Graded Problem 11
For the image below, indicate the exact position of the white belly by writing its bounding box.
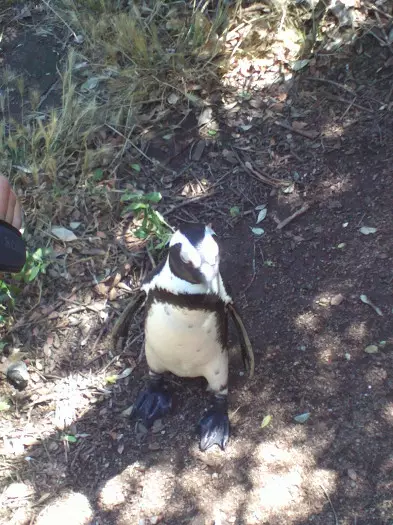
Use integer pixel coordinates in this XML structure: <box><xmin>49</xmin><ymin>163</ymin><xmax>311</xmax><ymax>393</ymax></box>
<box><xmin>145</xmin><ymin>301</ymin><xmax>225</xmax><ymax>379</ymax></box>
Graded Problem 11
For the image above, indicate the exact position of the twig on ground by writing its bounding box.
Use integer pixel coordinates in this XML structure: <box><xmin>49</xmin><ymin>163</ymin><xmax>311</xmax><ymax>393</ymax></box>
<box><xmin>61</xmin><ymin>296</ymin><xmax>104</xmax><ymax>314</ymax></box>
<box><xmin>275</xmin><ymin>120</ymin><xmax>319</xmax><ymax>140</ymax></box>
<box><xmin>8</xmin><ymin>281</ymin><xmax>96</xmax><ymax>333</ymax></box>
<box><xmin>325</xmin><ymin>94</ymin><xmax>374</xmax><ymax>113</ymax></box>
<box><xmin>305</xmin><ymin>76</ymin><xmax>355</xmax><ymax>95</ymax></box>
<box><xmin>231</xmin><ymin>148</ymin><xmax>290</xmax><ymax>187</ymax></box>
<box><xmin>365</xmin><ymin>2</ymin><xmax>393</xmax><ymax>19</ymax></box>
<box><xmin>41</xmin><ymin>0</ymin><xmax>79</xmax><ymax>40</ymax></box>
<box><xmin>89</xmin><ymin>311</ymin><xmax>116</xmax><ymax>357</ymax></box>
<box><xmin>242</xmin><ymin>242</ymin><xmax>256</xmax><ymax>293</ymax></box>
<box><xmin>320</xmin><ymin>484</ymin><xmax>339</xmax><ymax>525</ymax></box>
<box><xmin>276</xmin><ymin>204</ymin><xmax>310</xmax><ymax>230</ymax></box>
<box><xmin>162</xmin><ymin>193</ymin><xmax>215</xmax><ymax>216</ymax></box>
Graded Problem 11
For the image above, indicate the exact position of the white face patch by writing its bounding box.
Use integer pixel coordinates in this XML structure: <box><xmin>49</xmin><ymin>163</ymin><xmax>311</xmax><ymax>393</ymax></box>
<box><xmin>169</xmin><ymin>230</ymin><xmax>202</xmax><ymax>269</ymax></box>
<box><xmin>198</xmin><ymin>232</ymin><xmax>219</xmax><ymax>266</ymax></box>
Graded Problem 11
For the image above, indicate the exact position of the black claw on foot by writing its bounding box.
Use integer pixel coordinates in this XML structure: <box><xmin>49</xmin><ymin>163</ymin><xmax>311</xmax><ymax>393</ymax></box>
<box><xmin>199</xmin><ymin>397</ymin><xmax>230</xmax><ymax>452</ymax></box>
<box><xmin>131</xmin><ymin>377</ymin><xmax>172</xmax><ymax>428</ymax></box>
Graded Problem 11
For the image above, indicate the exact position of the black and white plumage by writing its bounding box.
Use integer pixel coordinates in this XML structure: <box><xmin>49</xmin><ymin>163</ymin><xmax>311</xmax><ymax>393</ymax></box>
<box><xmin>132</xmin><ymin>223</ymin><xmax>251</xmax><ymax>451</ymax></box>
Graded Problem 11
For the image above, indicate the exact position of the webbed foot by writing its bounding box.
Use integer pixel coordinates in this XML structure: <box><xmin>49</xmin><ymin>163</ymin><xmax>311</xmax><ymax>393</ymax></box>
<box><xmin>131</xmin><ymin>376</ymin><xmax>172</xmax><ymax>428</ymax></box>
<box><xmin>199</xmin><ymin>396</ymin><xmax>230</xmax><ymax>452</ymax></box>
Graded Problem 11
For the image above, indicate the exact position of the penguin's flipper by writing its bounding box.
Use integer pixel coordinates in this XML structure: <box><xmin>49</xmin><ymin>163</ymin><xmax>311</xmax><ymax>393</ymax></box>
<box><xmin>228</xmin><ymin>302</ymin><xmax>255</xmax><ymax>379</ymax></box>
<box><xmin>199</xmin><ymin>397</ymin><xmax>230</xmax><ymax>452</ymax></box>
<box><xmin>131</xmin><ymin>379</ymin><xmax>172</xmax><ymax>428</ymax></box>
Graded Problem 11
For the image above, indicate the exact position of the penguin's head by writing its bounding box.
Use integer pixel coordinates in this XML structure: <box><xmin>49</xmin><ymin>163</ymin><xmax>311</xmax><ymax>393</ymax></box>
<box><xmin>168</xmin><ymin>223</ymin><xmax>220</xmax><ymax>286</ymax></box>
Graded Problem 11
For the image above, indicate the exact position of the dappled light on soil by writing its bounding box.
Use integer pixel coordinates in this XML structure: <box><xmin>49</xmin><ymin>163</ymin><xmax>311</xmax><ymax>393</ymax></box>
<box><xmin>1</xmin><ymin>1</ymin><xmax>393</xmax><ymax>524</ymax></box>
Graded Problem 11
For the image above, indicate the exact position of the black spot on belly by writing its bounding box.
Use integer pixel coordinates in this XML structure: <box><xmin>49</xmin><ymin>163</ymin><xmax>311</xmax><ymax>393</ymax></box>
<box><xmin>215</xmin><ymin>369</ymin><xmax>220</xmax><ymax>375</ymax></box>
<box><xmin>196</xmin><ymin>348</ymin><xmax>201</xmax><ymax>353</ymax></box>
<box><xmin>207</xmin><ymin>328</ymin><xmax>212</xmax><ymax>334</ymax></box>
<box><xmin>188</xmin><ymin>324</ymin><xmax>194</xmax><ymax>329</ymax></box>
<box><xmin>164</xmin><ymin>305</ymin><xmax>170</xmax><ymax>316</ymax></box>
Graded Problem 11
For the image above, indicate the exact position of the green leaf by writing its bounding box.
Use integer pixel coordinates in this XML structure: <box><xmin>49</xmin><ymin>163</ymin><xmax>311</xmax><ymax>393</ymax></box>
<box><xmin>135</xmin><ymin>229</ymin><xmax>148</xmax><ymax>239</ymax></box>
<box><xmin>292</xmin><ymin>59</ymin><xmax>310</xmax><ymax>71</ymax></box>
<box><xmin>256</xmin><ymin>208</ymin><xmax>267</xmax><ymax>223</ymax></box>
<box><xmin>93</xmin><ymin>168</ymin><xmax>104</xmax><ymax>181</ymax></box>
<box><xmin>105</xmin><ymin>375</ymin><xmax>118</xmax><ymax>384</ymax></box>
<box><xmin>144</xmin><ymin>192</ymin><xmax>162</xmax><ymax>203</ymax></box>
<box><xmin>208</xmin><ymin>129</ymin><xmax>217</xmax><ymax>136</ymax></box>
<box><xmin>81</xmin><ymin>77</ymin><xmax>100</xmax><ymax>90</ymax></box>
<box><xmin>261</xmin><ymin>414</ymin><xmax>272</xmax><ymax>428</ymax></box>
<box><xmin>131</xmin><ymin>163</ymin><xmax>141</xmax><ymax>173</ymax></box>
<box><xmin>120</xmin><ymin>191</ymin><xmax>143</xmax><ymax>202</ymax></box>
<box><xmin>294</xmin><ymin>412</ymin><xmax>310</xmax><ymax>423</ymax></box>
<box><xmin>125</xmin><ymin>202</ymin><xmax>147</xmax><ymax>212</ymax></box>
<box><xmin>250</xmin><ymin>227</ymin><xmax>264</xmax><ymax>236</ymax></box>
<box><xmin>26</xmin><ymin>265</ymin><xmax>41</xmax><ymax>283</ymax></box>
<box><xmin>63</xmin><ymin>434</ymin><xmax>77</xmax><ymax>443</ymax></box>
<box><xmin>229</xmin><ymin>206</ymin><xmax>240</xmax><ymax>217</ymax></box>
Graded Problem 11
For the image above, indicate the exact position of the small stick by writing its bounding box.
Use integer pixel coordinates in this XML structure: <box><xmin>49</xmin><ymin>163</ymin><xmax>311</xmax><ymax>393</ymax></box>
<box><xmin>275</xmin><ymin>120</ymin><xmax>319</xmax><ymax>140</ymax></box>
<box><xmin>276</xmin><ymin>204</ymin><xmax>310</xmax><ymax>230</ymax></box>
<box><xmin>231</xmin><ymin>148</ymin><xmax>290</xmax><ymax>187</ymax></box>
<box><xmin>320</xmin><ymin>484</ymin><xmax>339</xmax><ymax>525</ymax></box>
<box><xmin>305</xmin><ymin>76</ymin><xmax>355</xmax><ymax>95</ymax></box>
<box><xmin>365</xmin><ymin>2</ymin><xmax>392</xmax><ymax>20</ymax></box>
<box><xmin>324</xmin><ymin>94</ymin><xmax>373</xmax><ymax>114</ymax></box>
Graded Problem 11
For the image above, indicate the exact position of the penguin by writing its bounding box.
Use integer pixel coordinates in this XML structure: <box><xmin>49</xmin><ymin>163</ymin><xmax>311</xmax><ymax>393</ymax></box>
<box><xmin>131</xmin><ymin>222</ymin><xmax>240</xmax><ymax>452</ymax></box>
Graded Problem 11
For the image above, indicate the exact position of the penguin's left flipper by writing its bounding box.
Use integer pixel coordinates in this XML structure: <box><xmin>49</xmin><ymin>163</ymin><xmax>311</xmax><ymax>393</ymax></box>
<box><xmin>199</xmin><ymin>399</ymin><xmax>230</xmax><ymax>452</ymax></box>
<box><xmin>227</xmin><ymin>302</ymin><xmax>255</xmax><ymax>378</ymax></box>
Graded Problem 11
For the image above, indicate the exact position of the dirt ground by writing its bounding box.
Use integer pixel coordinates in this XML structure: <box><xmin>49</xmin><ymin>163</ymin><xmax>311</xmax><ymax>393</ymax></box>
<box><xmin>1</xmin><ymin>4</ymin><xmax>393</xmax><ymax>525</ymax></box>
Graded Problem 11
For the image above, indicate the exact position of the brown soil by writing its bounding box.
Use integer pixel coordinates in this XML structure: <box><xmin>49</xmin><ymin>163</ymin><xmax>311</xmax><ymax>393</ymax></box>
<box><xmin>1</xmin><ymin>5</ymin><xmax>393</xmax><ymax>525</ymax></box>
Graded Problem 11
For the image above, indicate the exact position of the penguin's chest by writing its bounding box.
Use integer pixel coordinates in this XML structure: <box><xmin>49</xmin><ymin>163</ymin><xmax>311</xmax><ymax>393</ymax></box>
<box><xmin>144</xmin><ymin>301</ymin><xmax>224</xmax><ymax>377</ymax></box>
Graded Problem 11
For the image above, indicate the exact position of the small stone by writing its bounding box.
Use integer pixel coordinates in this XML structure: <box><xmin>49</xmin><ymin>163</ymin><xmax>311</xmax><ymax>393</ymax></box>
<box><xmin>330</xmin><ymin>293</ymin><xmax>344</xmax><ymax>306</ymax></box>
<box><xmin>347</xmin><ymin>468</ymin><xmax>357</xmax><ymax>481</ymax></box>
<box><xmin>152</xmin><ymin>419</ymin><xmax>164</xmax><ymax>433</ymax></box>
<box><xmin>6</xmin><ymin>361</ymin><xmax>29</xmax><ymax>391</ymax></box>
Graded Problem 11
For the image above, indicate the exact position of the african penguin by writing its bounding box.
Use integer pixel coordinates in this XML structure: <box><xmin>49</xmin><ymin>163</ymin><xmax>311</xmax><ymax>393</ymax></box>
<box><xmin>132</xmin><ymin>223</ymin><xmax>233</xmax><ymax>451</ymax></box>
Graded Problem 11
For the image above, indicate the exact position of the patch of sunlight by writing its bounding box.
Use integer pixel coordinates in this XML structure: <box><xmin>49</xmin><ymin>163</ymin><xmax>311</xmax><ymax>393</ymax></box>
<box><xmin>295</xmin><ymin>311</ymin><xmax>320</xmax><ymax>332</ymax></box>
<box><xmin>181</xmin><ymin>177</ymin><xmax>211</xmax><ymax>198</ymax></box>
<box><xmin>247</xmin><ymin>441</ymin><xmax>337</xmax><ymax>523</ymax></box>
<box><xmin>347</xmin><ymin>321</ymin><xmax>368</xmax><ymax>342</ymax></box>
<box><xmin>382</xmin><ymin>402</ymin><xmax>393</xmax><ymax>425</ymax></box>
<box><xmin>313</xmin><ymin>333</ymin><xmax>343</xmax><ymax>363</ymax></box>
<box><xmin>322</xmin><ymin>122</ymin><xmax>345</xmax><ymax>138</ymax></box>
<box><xmin>35</xmin><ymin>491</ymin><xmax>92</xmax><ymax>525</ymax></box>
<box><xmin>99</xmin><ymin>463</ymin><xmax>170</xmax><ymax>517</ymax></box>
<box><xmin>1</xmin><ymin>371</ymin><xmax>109</xmax><ymax>460</ymax></box>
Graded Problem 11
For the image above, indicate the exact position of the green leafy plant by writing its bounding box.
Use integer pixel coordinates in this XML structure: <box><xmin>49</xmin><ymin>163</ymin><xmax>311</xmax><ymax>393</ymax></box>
<box><xmin>0</xmin><ymin>247</ymin><xmax>52</xmax><ymax>325</ymax></box>
<box><xmin>120</xmin><ymin>190</ymin><xmax>171</xmax><ymax>249</ymax></box>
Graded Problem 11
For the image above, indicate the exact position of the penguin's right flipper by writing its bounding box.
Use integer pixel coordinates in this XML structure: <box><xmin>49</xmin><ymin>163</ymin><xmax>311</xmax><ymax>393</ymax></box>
<box><xmin>228</xmin><ymin>302</ymin><xmax>255</xmax><ymax>378</ymax></box>
<box><xmin>131</xmin><ymin>379</ymin><xmax>172</xmax><ymax>428</ymax></box>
